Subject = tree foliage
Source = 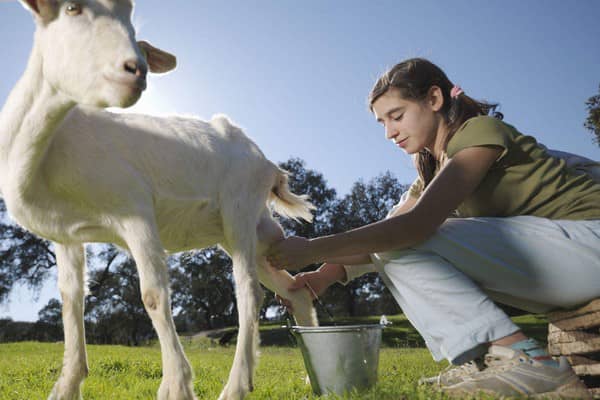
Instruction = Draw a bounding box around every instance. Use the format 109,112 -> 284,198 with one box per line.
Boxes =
585,84 -> 600,146
170,247 -> 237,333
277,158 -> 338,238
84,246 -> 154,345
37,298 -> 62,326
328,172 -> 408,317
263,159 -> 340,320
0,199 -> 56,303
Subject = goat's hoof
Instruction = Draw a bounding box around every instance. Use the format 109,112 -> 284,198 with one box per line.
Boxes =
157,379 -> 197,400
217,384 -> 249,400
218,368 -> 253,400
48,383 -> 83,400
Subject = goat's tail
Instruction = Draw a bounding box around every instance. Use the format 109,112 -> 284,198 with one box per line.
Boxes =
269,169 -> 315,222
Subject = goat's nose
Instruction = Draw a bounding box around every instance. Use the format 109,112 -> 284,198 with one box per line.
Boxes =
123,58 -> 148,79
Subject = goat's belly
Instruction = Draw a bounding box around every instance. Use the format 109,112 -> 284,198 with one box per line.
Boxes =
156,200 -> 225,253
8,200 -> 117,245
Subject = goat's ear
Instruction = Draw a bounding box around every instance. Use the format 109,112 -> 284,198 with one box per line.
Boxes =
138,41 -> 177,74
20,0 -> 59,24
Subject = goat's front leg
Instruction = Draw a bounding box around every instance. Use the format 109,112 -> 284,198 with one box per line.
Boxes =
49,243 -> 88,400
122,219 -> 195,400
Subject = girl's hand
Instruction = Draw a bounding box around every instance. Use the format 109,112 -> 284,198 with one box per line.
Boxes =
276,269 -> 334,313
266,236 -> 316,270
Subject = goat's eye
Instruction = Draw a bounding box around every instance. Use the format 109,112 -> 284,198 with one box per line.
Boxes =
65,3 -> 82,16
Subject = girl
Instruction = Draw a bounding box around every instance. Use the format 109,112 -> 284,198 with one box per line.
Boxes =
266,58 -> 600,399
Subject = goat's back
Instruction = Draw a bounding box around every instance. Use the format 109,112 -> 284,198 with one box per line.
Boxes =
49,107 -> 274,200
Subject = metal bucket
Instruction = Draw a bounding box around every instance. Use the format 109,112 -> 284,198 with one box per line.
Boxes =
290,324 -> 383,395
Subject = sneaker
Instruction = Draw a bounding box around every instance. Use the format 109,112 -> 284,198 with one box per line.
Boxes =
443,345 -> 592,399
418,357 -> 485,386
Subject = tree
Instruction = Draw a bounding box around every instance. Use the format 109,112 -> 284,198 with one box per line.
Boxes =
37,298 -> 63,326
170,247 -> 237,332
328,172 -> 409,317
35,298 -> 64,341
277,158 -> 338,239
331,172 -> 407,233
0,199 -> 56,303
84,247 -> 153,345
585,84 -> 600,146
265,159 -> 338,321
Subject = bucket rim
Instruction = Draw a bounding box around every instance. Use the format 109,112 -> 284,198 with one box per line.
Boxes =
290,324 -> 384,334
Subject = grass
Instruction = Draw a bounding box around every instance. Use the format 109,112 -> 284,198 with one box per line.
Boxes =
0,341 -> 459,399
0,314 -> 550,399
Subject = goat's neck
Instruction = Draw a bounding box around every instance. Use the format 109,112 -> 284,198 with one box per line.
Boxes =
0,42 -> 75,200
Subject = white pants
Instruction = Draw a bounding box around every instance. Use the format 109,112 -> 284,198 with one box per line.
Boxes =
371,216 -> 600,364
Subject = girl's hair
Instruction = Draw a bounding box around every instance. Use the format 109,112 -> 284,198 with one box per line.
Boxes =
368,58 -> 502,189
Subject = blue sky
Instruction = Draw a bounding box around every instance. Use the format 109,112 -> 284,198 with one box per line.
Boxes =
1,0 -> 599,321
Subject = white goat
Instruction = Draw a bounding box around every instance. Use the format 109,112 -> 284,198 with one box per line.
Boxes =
0,1 -> 317,399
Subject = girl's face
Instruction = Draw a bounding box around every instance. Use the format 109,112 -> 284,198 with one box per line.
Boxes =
372,87 -> 444,156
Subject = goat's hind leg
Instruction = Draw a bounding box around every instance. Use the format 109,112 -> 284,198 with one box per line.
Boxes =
256,214 -> 318,327
49,243 -> 88,400
218,212 -> 264,400
256,213 -> 317,389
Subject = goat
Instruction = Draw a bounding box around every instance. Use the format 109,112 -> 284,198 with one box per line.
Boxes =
0,1 -> 317,399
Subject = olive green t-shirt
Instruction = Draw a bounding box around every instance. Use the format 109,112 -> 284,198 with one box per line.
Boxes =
408,116 -> 600,220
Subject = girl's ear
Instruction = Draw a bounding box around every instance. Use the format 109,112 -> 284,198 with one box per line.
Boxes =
20,0 -> 59,24
428,85 -> 445,112
137,41 -> 177,74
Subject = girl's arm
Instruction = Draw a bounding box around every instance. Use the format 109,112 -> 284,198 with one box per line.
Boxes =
321,194 -> 418,265
322,254 -> 372,265
267,145 -> 502,269
279,192 -> 419,307
312,187 -> 417,266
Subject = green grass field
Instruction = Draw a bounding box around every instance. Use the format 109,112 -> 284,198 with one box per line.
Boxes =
0,314 -> 549,399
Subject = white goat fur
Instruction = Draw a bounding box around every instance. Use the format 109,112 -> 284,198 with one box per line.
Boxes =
0,1 -> 317,399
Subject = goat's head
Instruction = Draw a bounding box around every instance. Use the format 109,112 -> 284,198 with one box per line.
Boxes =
20,0 -> 176,108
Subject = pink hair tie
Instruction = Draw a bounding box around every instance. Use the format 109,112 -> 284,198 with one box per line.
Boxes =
450,85 -> 464,99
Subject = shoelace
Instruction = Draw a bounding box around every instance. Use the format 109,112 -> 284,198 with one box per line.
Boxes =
484,352 -> 537,371
436,360 -> 482,384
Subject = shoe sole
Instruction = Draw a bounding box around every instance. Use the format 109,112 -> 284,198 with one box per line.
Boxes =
444,378 -> 592,399
531,378 -> 592,400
